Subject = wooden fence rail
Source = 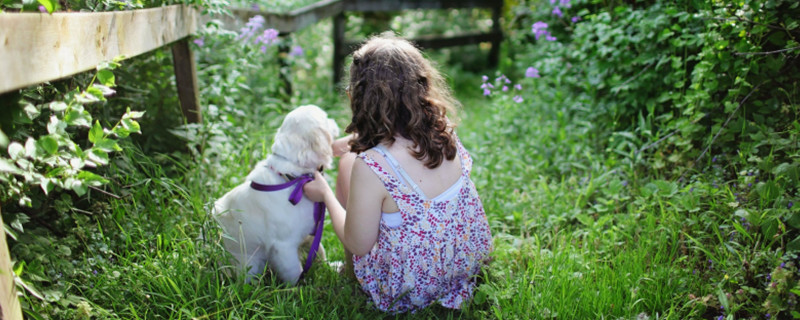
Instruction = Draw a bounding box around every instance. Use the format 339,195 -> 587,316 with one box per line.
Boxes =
225,0 -> 502,85
0,5 -> 201,122
226,0 -> 343,35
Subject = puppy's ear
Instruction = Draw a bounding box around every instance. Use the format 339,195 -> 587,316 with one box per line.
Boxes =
327,118 -> 340,139
302,126 -> 335,169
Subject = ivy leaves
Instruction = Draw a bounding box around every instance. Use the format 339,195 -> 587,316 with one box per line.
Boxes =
0,60 -> 143,206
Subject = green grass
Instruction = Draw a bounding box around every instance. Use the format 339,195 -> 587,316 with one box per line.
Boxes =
11,5 -> 799,320
19,66 -> 695,319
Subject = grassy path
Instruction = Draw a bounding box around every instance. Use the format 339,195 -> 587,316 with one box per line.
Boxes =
15,52 -> 703,318
50,76 -> 691,320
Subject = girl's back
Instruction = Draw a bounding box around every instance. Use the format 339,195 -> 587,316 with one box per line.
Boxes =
352,135 -> 492,313
370,137 -> 463,214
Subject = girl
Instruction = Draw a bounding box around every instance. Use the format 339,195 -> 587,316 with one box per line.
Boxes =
303,34 -> 492,313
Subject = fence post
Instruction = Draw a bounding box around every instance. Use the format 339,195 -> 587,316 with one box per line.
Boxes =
489,4 -> 501,68
278,42 -> 293,98
0,208 -> 23,320
333,12 -> 346,86
171,38 -> 203,124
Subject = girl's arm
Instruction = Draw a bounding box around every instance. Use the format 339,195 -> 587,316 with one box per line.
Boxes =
304,161 -> 382,256
342,157 -> 383,255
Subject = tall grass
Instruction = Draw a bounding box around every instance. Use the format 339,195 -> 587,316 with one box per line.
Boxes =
31,59 -> 696,319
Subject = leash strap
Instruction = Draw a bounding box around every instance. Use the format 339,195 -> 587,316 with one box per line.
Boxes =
301,202 -> 325,279
250,174 -> 326,280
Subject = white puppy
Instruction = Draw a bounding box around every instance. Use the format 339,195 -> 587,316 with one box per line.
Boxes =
213,105 -> 339,284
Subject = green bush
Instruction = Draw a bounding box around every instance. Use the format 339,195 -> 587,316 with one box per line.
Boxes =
505,0 -> 799,318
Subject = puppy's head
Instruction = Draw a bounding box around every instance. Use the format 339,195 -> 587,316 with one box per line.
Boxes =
271,105 -> 340,172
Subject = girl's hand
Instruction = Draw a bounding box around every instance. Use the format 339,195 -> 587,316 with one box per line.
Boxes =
332,134 -> 353,157
303,171 -> 333,203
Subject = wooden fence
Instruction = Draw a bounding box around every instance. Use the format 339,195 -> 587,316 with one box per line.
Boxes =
0,5 -> 201,123
0,5 -> 199,319
335,0 -> 502,83
225,0 -> 503,84
0,1 -> 503,318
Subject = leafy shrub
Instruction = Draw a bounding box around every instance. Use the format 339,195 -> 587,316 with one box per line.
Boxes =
0,60 -> 146,315
505,0 -> 799,318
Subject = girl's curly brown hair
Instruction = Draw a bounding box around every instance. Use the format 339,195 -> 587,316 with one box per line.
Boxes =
346,33 -> 460,169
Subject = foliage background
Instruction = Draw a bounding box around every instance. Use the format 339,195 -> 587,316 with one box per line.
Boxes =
1,0 -> 799,318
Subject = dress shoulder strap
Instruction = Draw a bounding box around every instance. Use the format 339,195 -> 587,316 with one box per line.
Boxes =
454,134 -> 473,176
372,145 -> 427,197
356,150 -> 412,199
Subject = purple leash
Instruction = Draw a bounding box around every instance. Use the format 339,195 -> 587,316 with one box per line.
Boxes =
250,173 -> 325,280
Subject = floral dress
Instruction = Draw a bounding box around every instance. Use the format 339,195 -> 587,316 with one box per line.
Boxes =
352,136 -> 493,313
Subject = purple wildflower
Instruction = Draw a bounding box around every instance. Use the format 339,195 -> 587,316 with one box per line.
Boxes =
514,84 -> 522,90
513,95 -> 524,103
289,45 -> 304,57
550,0 -> 556,4
93,270 -> 98,275
251,3 -> 260,10
38,5 -> 47,13
483,88 -> 491,96
789,201 -> 794,209
257,28 -> 279,45
525,67 -> 540,78
238,15 -> 266,41
552,6 -> 563,18
571,16 -> 580,23
496,75 -> 510,84
193,37 -> 204,47
546,35 -> 558,41
482,75 -> 489,82
560,0 -> 571,7
621,181 -> 628,186
780,262 -> 786,268
712,156 -> 717,162
532,22 -> 549,40
766,313 -> 770,319
502,86 -> 509,92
